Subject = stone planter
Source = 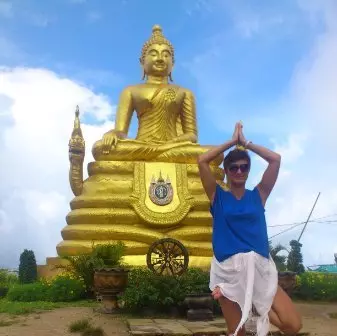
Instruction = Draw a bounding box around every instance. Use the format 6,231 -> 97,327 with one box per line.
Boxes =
184,293 -> 214,321
94,267 -> 129,313
278,271 -> 297,296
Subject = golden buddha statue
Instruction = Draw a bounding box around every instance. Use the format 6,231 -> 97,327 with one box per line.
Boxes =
92,25 -> 221,165
48,25 -> 225,272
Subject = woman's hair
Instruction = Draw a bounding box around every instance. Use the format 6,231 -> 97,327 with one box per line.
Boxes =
223,148 -> 251,169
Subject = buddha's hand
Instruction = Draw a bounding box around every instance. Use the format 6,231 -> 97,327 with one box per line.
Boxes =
101,130 -> 121,154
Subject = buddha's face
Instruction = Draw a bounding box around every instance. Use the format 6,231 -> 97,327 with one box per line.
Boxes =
142,43 -> 173,77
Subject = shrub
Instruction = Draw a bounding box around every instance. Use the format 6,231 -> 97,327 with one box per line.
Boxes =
0,269 -> 18,298
47,275 -> 85,302
122,267 -> 210,313
7,282 -> 48,302
0,287 -> 9,298
0,269 -> 18,286
7,276 -> 85,302
292,272 -> 337,301
287,240 -> 305,274
18,250 -> 37,284
57,254 -> 99,294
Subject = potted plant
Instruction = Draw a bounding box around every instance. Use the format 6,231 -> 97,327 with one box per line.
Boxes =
278,271 -> 297,296
92,241 -> 129,313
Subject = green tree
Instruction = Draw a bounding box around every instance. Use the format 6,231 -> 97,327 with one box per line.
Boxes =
19,249 -> 38,284
287,240 -> 305,274
269,242 -> 287,271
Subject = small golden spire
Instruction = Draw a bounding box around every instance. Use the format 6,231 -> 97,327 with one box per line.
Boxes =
72,105 -> 83,138
158,170 -> 164,182
140,24 -> 175,64
69,105 -> 85,155
75,105 -> 80,117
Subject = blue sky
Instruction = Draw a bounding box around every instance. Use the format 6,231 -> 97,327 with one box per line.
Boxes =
1,0 -> 337,267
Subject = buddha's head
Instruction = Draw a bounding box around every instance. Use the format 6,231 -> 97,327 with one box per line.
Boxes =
140,25 -> 174,80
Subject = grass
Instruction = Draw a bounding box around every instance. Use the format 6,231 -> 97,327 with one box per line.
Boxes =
69,318 -> 92,332
69,318 -> 104,336
0,320 -> 15,327
0,298 -> 99,315
81,327 -> 104,336
329,312 -> 337,319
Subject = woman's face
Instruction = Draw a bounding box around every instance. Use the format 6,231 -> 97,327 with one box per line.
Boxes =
226,159 -> 250,185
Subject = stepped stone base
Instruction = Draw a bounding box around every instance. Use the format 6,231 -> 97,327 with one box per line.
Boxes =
37,257 -> 68,280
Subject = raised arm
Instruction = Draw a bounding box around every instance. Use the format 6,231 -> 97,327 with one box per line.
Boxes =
238,124 -> 281,206
198,123 -> 239,202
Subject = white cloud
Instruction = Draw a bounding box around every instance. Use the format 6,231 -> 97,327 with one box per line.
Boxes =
271,133 -> 307,165
0,67 -> 115,267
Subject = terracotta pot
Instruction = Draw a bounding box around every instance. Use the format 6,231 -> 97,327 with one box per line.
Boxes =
278,271 -> 297,296
94,267 -> 129,313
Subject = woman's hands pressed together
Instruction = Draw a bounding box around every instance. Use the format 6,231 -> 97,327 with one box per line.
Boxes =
238,122 -> 247,147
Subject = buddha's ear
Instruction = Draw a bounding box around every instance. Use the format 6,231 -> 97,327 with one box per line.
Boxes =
169,64 -> 174,82
140,61 -> 146,80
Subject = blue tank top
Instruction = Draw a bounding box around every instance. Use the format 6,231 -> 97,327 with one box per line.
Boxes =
210,184 -> 269,262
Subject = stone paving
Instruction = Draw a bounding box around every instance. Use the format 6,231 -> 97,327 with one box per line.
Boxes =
127,317 -> 311,335
128,318 -> 226,335
2,303 -> 336,335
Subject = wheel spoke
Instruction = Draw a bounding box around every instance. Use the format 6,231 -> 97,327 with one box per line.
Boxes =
159,263 -> 166,275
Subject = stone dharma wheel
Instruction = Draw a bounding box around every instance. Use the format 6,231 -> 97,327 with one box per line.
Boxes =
146,238 -> 189,276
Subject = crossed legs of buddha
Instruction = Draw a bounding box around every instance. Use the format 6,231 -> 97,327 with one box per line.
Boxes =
92,139 -> 223,165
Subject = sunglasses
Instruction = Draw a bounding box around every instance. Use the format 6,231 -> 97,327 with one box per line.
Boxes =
228,163 -> 250,174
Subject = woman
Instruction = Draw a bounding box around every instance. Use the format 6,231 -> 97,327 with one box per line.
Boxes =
197,122 -> 302,336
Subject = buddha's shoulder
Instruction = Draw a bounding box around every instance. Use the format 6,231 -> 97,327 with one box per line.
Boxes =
119,84 -> 195,96
168,84 -> 194,94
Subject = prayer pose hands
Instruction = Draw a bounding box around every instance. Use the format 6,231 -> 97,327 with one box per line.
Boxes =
232,122 -> 247,147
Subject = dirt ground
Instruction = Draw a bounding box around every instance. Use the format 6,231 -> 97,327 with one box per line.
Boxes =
0,302 -> 336,336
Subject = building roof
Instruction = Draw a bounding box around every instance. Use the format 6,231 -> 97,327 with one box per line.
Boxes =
307,264 -> 337,273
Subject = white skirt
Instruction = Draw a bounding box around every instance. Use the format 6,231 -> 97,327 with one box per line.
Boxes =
209,251 -> 278,336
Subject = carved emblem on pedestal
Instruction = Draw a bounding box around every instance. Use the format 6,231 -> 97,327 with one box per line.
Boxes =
149,172 -> 173,206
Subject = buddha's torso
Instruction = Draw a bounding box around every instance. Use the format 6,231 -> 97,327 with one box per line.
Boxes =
129,84 -> 186,143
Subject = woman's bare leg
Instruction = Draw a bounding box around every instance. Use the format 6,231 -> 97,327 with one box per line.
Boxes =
270,286 -> 302,335
213,287 -> 245,336
269,307 -> 282,329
